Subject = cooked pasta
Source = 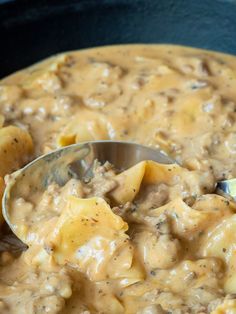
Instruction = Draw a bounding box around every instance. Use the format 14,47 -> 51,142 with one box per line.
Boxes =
1,44 -> 236,313
0,126 -> 33,177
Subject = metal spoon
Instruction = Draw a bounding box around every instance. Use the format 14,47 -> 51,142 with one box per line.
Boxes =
2,140 -> 235,239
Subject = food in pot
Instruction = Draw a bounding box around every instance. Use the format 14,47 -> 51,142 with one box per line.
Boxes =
1,45 -> 236,313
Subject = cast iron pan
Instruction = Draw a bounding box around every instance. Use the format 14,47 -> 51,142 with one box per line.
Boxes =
0,0 -> 236,78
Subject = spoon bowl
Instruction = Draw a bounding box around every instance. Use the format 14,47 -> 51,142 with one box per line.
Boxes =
3,140 -> 236,241
2,141 -> 174,237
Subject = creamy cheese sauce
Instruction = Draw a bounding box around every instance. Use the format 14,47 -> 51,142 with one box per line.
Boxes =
1,45 -> 236,313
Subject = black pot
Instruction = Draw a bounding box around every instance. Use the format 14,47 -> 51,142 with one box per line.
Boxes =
0,0 -> 236,78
